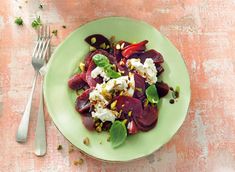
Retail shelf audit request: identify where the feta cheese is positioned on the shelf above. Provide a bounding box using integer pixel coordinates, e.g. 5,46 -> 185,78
92,107 -> 117,122
89,88 -> 108,108
89,75 -> 135,122
126,58 -> 157,84
91,66 -> 110,81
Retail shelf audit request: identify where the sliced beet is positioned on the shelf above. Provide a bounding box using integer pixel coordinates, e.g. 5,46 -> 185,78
102,121 -> 112,131
139,49 -> 164,64
84,34 -> 110,51
81,116 -> 95,131
133,73 -> 146,101
134,104 -> 158,131
115,96 -> 143,119
156,64 -> 164,76
156,82 -> 169,98
68,73 -> 87,90
75,88 -> 93,114
116,63 -> 129,76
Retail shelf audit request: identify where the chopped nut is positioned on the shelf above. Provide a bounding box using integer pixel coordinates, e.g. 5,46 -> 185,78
73,158 -> 84,165
119,60 -> 125,66
83,137 -> 90,145
57,145 -> 63,150
119,91 -> 124,96
106,45 -> 110,49
120,42 -> 125,49
68,145 -> 75,153
116,44 -> 121,50
128,111 -> 132,117
79,62 -> 85,72
91,37 -> 96,44
119,110 -> 123,114
95,121 -> 100,127
130,65 -> 135,70
96,126 -> 102,133
89,46 -> 96,51
123,119 -> 128,125
121,104 -> 125,107
135,87 -> 143,93
110,36 -> 115,43
100,42 -> 106,49
144,99 -> 149,107
110,100 -> 117,110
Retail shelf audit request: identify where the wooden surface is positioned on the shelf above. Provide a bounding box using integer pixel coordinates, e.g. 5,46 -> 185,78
1,0 -> 235,171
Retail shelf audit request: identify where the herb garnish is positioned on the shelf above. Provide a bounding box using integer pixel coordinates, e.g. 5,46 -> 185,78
15,17 -> 23,26
110,121 -> 127,148
31,16 -> 42,29
146,85 -> 159,104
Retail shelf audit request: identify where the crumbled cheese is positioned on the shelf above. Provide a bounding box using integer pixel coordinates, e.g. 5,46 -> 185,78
126,58 -> 157,84
89,88 -> 108,108
91,66 -> 110,81
92,107 -> 116,122
89,75 -> 135,122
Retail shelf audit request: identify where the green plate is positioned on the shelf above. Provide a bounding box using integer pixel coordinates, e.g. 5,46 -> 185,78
44,17 -> 191,162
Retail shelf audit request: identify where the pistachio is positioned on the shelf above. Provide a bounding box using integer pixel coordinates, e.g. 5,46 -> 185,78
91,37 -> 96,44
106,45 -> 110,49
96,126 -> 102,133
135,87 -> 143,93
100,42 -> 106,49
121,104 -> 125,107
83,137 -> 90,145
57,145 -> 63,150
111,100 -> 117,110
73,158 -> 84,165
128,111 -> 132,117
119,60 -> 125,66
79,62 -> 85,72
119,91 -> 124,96
130,65 -> 135,70
116,44 -> 121,50
123,119 -> 128,125
144,99 -> 149,107
89,46 -> 96,51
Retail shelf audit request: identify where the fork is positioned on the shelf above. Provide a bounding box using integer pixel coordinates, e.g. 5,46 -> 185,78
34,29 -> 51,156
16,25 -> 51,143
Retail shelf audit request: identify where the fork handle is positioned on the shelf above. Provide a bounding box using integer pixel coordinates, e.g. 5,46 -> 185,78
34,79 -> 47,156
16,72 -> 38,143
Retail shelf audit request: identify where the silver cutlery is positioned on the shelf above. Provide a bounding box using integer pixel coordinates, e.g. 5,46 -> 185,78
34,26 -> 51,156
16,25 -> 51,143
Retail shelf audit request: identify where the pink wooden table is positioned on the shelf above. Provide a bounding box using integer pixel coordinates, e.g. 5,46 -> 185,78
1,0 -> 235,171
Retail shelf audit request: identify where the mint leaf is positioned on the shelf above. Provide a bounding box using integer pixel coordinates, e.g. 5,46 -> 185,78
92,54 -> 109,67
92,54 -> 121,79
110,121 -> 127,148
146,85 -> 159,104
15,17 -> 23,26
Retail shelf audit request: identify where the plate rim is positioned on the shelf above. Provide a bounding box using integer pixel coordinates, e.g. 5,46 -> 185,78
44,16 -> 191,162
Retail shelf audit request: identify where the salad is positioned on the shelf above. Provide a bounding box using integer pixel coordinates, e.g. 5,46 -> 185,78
68,34 -> 177,148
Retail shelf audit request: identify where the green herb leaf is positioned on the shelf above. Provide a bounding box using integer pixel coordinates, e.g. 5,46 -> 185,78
15,17 -> 23,26
110,121 -> 127,148
31,16 -> 42,29
105,66 -> 121,78
92,54 -> 109,67
146,85 -> 159,104
92,54 -> 121,79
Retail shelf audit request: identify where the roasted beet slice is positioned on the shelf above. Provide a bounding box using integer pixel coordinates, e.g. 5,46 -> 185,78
134,104 -> 158,131
102,121 -> 112,131
75,88 -> 93,114
133,73 -> 146,101
81,116 -> 95,131
115,96 -> 143,119
156,64 -> 164,76
85,61 -> 103,87
85,34 -> 110,51
156,82 -> 169,98
68,73 -> 87,90
139,49 -> 164,64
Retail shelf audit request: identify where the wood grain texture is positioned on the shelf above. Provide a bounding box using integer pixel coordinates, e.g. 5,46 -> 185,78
0,0 -> 235,171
